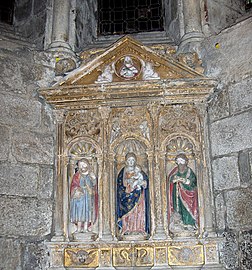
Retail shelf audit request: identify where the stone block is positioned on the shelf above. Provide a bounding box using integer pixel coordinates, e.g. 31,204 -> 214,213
0,196 -> 52,237
240,230 -> 252,270
0,125 -> 10,161
0,238 -> 22,270
33,14 -> 47,47
210,110 -> 252,157
33,52 -> 55,87
249,150 -> 252,180
226,189 -> 252,229
0,55 -> 35,95
40,103 -> 55,134
208,88 -> 230,122
33,0 -> 47,15
212,156 -> 240,191
0,95 -> 41,127
23,240 -> 50,270
0,162 -> 39,197
39,165 -> 54,199
207,0 -> 243,33
12,130 -> 54,165
229,77 -> 252,114
238,151 -> 252,188
14,0 -> 33,22
215,193 -> 226,231
0,94 -> 41,128
219,231 -> 239,269
202,17 -> 252,85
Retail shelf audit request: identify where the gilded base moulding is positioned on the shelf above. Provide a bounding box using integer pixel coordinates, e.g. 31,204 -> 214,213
46,238 -> 224,270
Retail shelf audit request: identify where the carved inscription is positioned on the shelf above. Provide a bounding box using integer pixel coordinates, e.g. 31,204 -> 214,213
113,247 -> 133,267
135,246 -> 154,266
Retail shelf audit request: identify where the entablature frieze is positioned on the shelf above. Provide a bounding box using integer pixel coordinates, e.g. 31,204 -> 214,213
40,78 -> 217,110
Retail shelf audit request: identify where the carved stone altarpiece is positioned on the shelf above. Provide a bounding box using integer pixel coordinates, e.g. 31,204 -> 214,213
40,37 -> 224,269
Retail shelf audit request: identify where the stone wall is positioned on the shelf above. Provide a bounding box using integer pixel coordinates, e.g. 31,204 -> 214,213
206,0 -> 246,34
0,4 -> 251,269
13,0 -> 47,49
202,16 -> 252,269
75,0 -> 97,51
0,33 -> 55,269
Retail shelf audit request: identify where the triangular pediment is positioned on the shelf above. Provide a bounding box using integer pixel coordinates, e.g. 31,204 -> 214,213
56,36 -> 205,87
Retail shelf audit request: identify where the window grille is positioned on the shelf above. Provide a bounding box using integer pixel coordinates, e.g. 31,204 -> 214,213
98,0 -> 164,35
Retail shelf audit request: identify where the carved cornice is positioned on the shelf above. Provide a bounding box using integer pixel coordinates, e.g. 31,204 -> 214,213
40,78 -> 217,110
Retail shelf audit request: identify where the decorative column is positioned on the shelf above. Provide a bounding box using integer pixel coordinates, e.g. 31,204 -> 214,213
200,104 -> 216,237
179,0 -> 204,52
148,103 -> 166,239
159,150 -> 170,238
52,110 -> 66,241
48,0 -> 76,75
99,106 -> 114,241
49,0 -> 72,51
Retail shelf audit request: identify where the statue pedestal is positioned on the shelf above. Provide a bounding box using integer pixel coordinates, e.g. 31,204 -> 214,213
72,232 -> 98,242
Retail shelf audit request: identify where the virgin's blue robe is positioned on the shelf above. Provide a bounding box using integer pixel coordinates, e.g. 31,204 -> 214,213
116,167 -> 150,235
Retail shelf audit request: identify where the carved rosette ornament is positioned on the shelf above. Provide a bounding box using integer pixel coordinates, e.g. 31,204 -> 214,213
40,36 -> 223,269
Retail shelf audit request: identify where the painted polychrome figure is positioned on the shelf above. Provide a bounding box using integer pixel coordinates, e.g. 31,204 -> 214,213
70,158 -> 98,233
168,153 -> 199,232
116,152 -> 150,238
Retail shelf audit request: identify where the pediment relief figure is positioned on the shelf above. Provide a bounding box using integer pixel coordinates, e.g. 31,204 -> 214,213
115,55 -> 140,79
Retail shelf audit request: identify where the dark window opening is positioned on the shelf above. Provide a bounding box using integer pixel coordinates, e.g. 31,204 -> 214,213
245,0 -> 252,10
0,0 -> 14,24
98,0 -> 164,36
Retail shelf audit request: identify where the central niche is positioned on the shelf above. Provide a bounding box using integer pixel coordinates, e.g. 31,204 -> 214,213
114,139 -> 150,241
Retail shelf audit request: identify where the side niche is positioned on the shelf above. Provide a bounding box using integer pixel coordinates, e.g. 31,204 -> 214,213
67,139 -> 101,241
165,136 -> 199,237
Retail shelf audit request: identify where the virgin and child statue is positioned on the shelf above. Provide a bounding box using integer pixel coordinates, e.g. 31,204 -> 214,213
116,152 -> 150,239
168,153 -> 199,233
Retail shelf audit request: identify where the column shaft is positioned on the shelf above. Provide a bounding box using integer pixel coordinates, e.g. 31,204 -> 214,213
50,0 -> 71,50
184,0 -> 202,34
179,0 -> 204,52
